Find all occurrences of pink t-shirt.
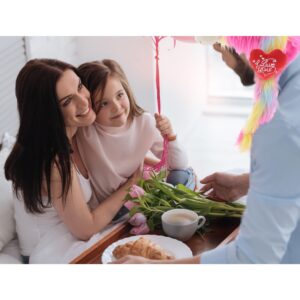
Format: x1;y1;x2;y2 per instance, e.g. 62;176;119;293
76;113;188;204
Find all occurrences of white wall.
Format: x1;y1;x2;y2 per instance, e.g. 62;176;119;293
25;36;78;64
158;38;208;137
76;36;155;113
0;37;26;139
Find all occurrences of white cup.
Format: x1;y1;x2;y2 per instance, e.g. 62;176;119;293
161;208;206;241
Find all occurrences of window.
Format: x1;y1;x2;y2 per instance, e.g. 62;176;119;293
0;37;27;140
205;46;254;115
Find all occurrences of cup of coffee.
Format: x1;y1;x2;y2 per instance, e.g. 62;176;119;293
161;209;206;241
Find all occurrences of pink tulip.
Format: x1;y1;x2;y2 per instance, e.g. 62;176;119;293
128;212;147;227
129;185;145;198
124;200;138;210
130;222;150;235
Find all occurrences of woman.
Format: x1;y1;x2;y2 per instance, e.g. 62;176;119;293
114;45;300;264
4;59;140;263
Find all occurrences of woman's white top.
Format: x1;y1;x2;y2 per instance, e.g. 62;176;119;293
14;172;92;256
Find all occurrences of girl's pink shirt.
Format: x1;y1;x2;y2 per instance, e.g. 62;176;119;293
76;113;188;205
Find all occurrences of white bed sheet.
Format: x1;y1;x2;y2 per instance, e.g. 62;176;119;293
29;221;126;264
0;221;126;264
0;238;22;264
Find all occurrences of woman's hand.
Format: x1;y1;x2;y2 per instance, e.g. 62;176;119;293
200;172;249;202
111;255;150;264
111;255;200;264
154;113;175;139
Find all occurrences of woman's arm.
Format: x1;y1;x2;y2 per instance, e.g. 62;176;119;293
112;254;200;264
51;164;140;240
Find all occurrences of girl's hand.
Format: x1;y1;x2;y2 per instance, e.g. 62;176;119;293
154;113;175;139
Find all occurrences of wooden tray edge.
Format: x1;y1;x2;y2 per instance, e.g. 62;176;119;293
70;222;131;264
217;226;239;247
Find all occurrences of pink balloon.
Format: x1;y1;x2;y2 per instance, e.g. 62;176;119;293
172;36;197;43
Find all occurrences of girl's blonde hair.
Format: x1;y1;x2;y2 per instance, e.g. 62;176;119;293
78;59;144;119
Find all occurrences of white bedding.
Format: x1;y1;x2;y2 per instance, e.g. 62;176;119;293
29;221;125;264
0;221;125;264
0;238;21;264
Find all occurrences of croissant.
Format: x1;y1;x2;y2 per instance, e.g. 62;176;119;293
113;237;174;260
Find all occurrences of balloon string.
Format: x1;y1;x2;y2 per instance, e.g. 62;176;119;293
143;36;169;174
154;36;164;113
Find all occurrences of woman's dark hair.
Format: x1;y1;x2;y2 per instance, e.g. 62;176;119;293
78;59;144;118
5;59;78;213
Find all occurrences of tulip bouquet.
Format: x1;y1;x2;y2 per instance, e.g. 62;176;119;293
126;172;245;233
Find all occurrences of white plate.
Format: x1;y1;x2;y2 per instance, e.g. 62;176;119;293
101;234;193;263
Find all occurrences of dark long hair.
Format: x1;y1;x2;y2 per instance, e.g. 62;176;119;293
78;59;144;118
5;59;77;213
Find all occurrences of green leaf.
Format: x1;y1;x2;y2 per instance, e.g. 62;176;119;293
124;170;245;230
147;217;155;231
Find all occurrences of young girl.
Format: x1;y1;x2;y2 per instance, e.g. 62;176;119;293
76;59;195;208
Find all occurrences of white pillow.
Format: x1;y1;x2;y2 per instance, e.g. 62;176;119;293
2;132;16;150
0;147;16;251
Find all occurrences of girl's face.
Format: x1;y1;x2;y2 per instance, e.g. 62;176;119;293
94;75;130;127
56;69;96;131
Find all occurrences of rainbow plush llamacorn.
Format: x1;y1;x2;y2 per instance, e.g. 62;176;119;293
223;36;300;151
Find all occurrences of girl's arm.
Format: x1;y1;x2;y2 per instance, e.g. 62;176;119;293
51;164;141;240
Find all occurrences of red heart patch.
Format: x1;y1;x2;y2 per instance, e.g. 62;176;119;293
250;49;287;80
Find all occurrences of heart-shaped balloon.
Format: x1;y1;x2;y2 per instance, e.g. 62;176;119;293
250;49;287;80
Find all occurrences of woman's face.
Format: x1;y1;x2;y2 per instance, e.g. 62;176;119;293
56;69;96;131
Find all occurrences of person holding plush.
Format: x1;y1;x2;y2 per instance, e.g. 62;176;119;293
114;37;300;264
